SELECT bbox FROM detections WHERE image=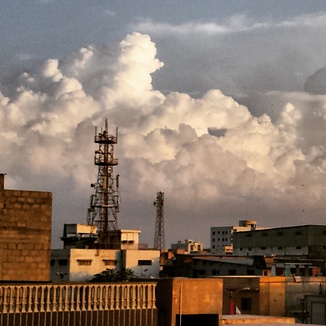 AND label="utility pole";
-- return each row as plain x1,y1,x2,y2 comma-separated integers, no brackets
153,191,165,250
87,119,120,248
